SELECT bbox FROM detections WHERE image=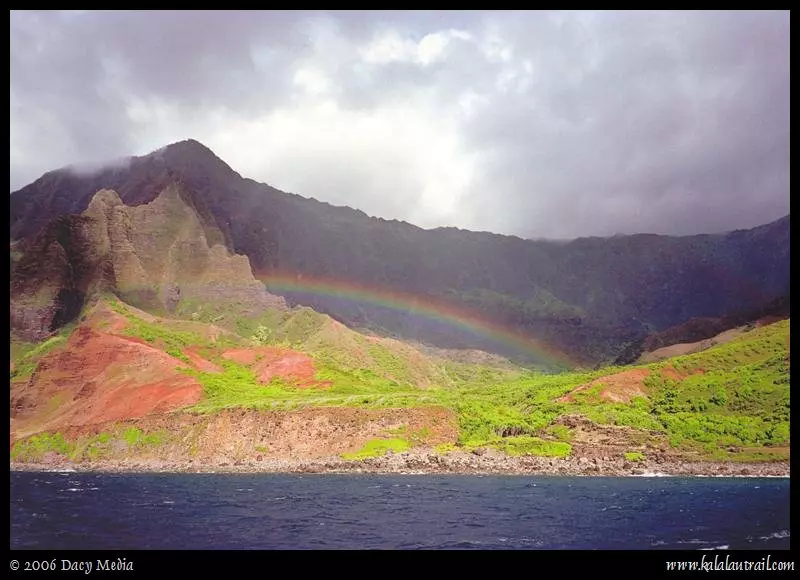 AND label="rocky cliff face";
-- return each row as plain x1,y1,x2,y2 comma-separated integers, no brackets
10,214,117,341
10,183,286,341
